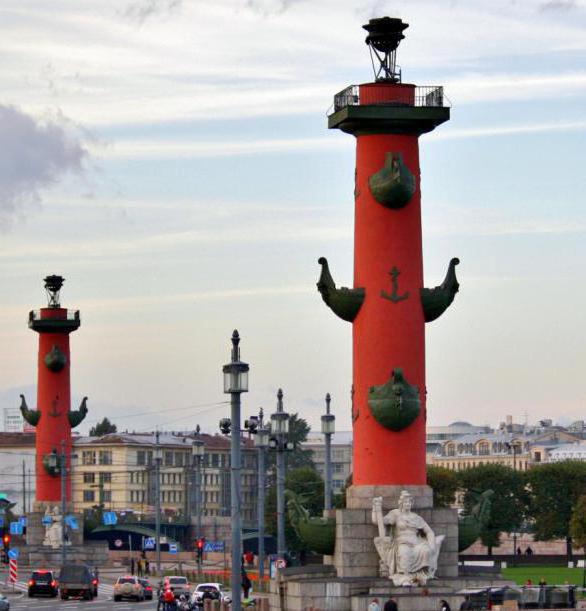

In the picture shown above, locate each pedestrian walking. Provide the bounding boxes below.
[368,599,381,611]
[440,599,451,611]
[384,597,398,611]
[145,559,150,575]
[137,558,144,577]
[131,557,135,575]
[460,595,473,610]
[242,566,252,599]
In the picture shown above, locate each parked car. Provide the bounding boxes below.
[164,576,191,597]
[0,593,9,611]
[114,576,145,602]
[191,583,232,607]
[28,570,58,598]
[58,564,95,600]
[138,578,154,600]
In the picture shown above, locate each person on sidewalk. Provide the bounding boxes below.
[384,597,398,611]
[368,598,381,611]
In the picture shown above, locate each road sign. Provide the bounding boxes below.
[9,558,17,583]
[203,541,225,552]
[169,543,178,554]
[65,515,78,530]
[143,537,155,550]
[41,515,52,526]
[9,522,23,535]
[114,539,123,548]
[103,511,117,526]
[8,548,18,560]
[0,517,4,527]
[275,558,286,569]
[18,517,27,527]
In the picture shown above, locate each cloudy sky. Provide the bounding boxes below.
[1,0,585,436]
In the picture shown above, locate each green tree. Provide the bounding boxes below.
[266,413,314,470]
[527,461,586,559]
[89,417,117,437]
[458,464,527,555]
[427,466,459,508]
[570,495,586,553]
[265,467,324,552]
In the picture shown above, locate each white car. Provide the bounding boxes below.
[191,583,232,607]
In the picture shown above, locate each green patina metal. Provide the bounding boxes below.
[44,345,68,372]
[19,394,41,427]
[369,152,415,209]
[286,491,336,556]
[317,257,365,323]
[381,266,409,303]
[68,396,88,428]
[420,257,460,323]
[368,368,420,431]
[458,489,494,552]
[42,451,62,477]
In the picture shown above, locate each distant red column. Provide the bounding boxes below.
[28,278,81,504]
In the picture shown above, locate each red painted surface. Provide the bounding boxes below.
[352,83,426,486]
[34,308,76,503]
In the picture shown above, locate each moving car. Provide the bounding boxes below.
[191,583,232,607]
[164,575,191,597]
[0,593,9,611]
[28,570,58,598]
[114,576,145,602]
[58,564,95,600]
[138,578,154,600]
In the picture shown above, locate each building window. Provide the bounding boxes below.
[447,444,455,457]
[165,452,173,467]
[175,452,184,467]
[99,451,112,465]
[137,451,146,466]
[479,442,489,456]
[534,451,541,463]
[211,454,219,467]
[83,472,95,484]
[99,472,112,483]
[83,490,95,502]
[102,490,112,502]
[82,451,96,465]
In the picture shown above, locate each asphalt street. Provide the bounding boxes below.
[3,581,159,610]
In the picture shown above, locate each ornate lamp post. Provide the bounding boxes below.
[246,409,270,583]
[192,429,205,570]
[154,431,162,576]
[223,330,249,611]
[506,440,521,563]
[321,393,335,511]
[269,390,294,561]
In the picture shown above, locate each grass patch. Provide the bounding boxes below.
[502,566,585,586]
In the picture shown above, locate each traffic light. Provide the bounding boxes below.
[2,533,10,551]
[196,537,205,562]
[219,418,231,435]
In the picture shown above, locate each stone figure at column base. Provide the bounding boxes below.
[372,491,444,586]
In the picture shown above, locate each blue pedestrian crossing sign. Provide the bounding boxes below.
[143,537,155,550]
[41,515,53,526]
[103,512,117,526]
[9,521,23,535]
[65,516,79,530]
[8,549,19,560]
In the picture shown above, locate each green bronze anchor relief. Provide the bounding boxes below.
[368,368,420,431]
[381,266,409,303]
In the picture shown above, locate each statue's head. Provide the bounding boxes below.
[398,490,413,512]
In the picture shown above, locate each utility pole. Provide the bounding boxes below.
[321,393,335,511]
[256,410,269,583]
[60,440,67,567]
[155,431,162,576]
[22,461,26,515]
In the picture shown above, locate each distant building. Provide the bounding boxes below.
[303,431,352,494]
[3,408,24,433]
[426,421,492,462]
[546,441,586,462]
[0,432,36,514]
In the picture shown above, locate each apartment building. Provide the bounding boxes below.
[303,431,352,494]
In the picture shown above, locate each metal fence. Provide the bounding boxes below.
[332,85,447,113]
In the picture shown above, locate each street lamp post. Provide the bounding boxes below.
[223,330,249,611]
[247,409,270,583]
[192,429,205,572]
[506,441,520,563]
[321,393,335,511]
[269,389,294,562]
[154,431,162,576]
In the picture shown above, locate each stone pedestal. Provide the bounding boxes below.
[323,504,458,579]
[347,485,433,510]
[23,542,109,567]
[26,510,84,547]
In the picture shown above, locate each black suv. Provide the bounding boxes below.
[58,564,95,600]
[28,570,58,598]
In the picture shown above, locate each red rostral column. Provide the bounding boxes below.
[318,18,459,500]
[22,276,87,506]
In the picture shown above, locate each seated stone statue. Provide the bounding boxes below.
[372,491,444,586]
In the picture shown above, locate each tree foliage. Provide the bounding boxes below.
[265,467,324,552]
[569,495,586,551]
[458,463,527,554]
[526,461,586,557]
[89,417,117,437]
[427,466,459,508]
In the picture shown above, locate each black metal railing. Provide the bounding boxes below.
[332,85,448,114]
[29,309,80,322]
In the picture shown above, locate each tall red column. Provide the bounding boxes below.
[25,276,82,505]
[320,18,457,495]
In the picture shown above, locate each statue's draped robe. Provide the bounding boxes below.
[382,509,434,576]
